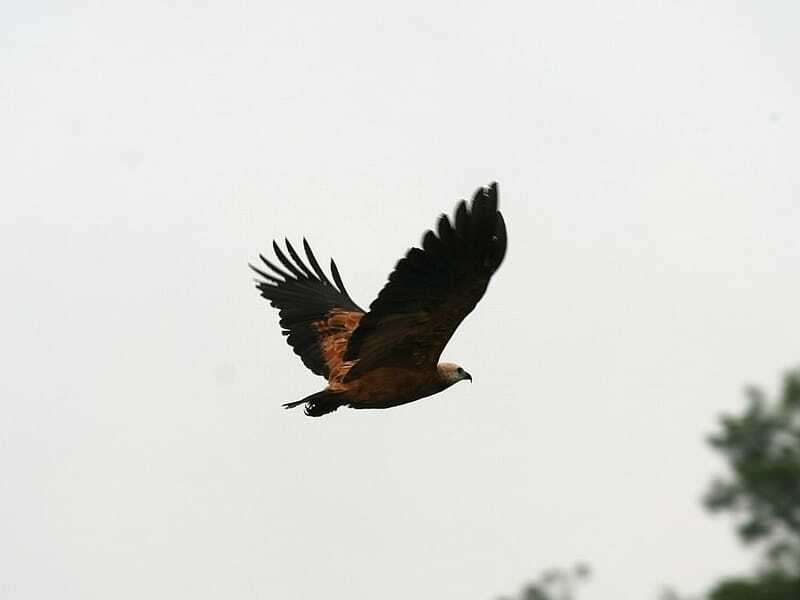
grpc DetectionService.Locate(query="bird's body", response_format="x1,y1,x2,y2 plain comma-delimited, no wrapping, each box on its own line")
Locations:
330,366,448,409
250,183,506,416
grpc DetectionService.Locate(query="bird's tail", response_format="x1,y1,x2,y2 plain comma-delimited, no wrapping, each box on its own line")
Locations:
282,390,346,417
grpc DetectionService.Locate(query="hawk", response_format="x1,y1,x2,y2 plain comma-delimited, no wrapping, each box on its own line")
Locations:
250,183,507,416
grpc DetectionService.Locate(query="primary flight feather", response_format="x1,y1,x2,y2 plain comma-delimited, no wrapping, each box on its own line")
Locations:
250,183,507,416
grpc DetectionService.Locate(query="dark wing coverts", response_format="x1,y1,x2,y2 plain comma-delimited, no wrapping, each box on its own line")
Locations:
250,239,364,378
344,183,507,380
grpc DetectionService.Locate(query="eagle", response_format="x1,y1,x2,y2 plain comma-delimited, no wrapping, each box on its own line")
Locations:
250,183,507,416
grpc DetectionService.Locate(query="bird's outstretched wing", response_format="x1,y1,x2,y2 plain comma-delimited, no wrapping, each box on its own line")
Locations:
343,183,507,381
250,239,364,379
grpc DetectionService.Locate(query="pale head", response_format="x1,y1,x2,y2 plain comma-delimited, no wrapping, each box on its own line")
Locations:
437,362,473,386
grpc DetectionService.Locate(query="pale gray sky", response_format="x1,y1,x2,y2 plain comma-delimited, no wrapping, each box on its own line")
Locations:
2,2,799,599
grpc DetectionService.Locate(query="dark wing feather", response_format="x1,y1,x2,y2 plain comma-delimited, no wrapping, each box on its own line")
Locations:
343,183,507,380
250,239,364,378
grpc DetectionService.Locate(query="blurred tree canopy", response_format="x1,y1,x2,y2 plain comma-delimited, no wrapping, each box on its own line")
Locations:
497,564,590,600
497,369,800,600
706,571,800,600
702,369,800,599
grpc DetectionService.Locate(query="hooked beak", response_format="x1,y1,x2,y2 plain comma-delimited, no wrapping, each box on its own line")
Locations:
465,371,472,383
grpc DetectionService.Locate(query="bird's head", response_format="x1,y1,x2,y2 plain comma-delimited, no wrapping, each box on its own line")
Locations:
438,362,473,386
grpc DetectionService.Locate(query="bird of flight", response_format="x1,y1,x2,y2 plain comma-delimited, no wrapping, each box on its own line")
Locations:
250,183,507,416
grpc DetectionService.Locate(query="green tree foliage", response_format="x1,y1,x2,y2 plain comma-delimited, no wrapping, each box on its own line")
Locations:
704,370,800,573
497,564,590,600
701,369,800,599
706,571,800,600
495,370,800,600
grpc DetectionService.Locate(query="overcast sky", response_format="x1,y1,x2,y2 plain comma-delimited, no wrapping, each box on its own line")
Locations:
2,2,799,599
